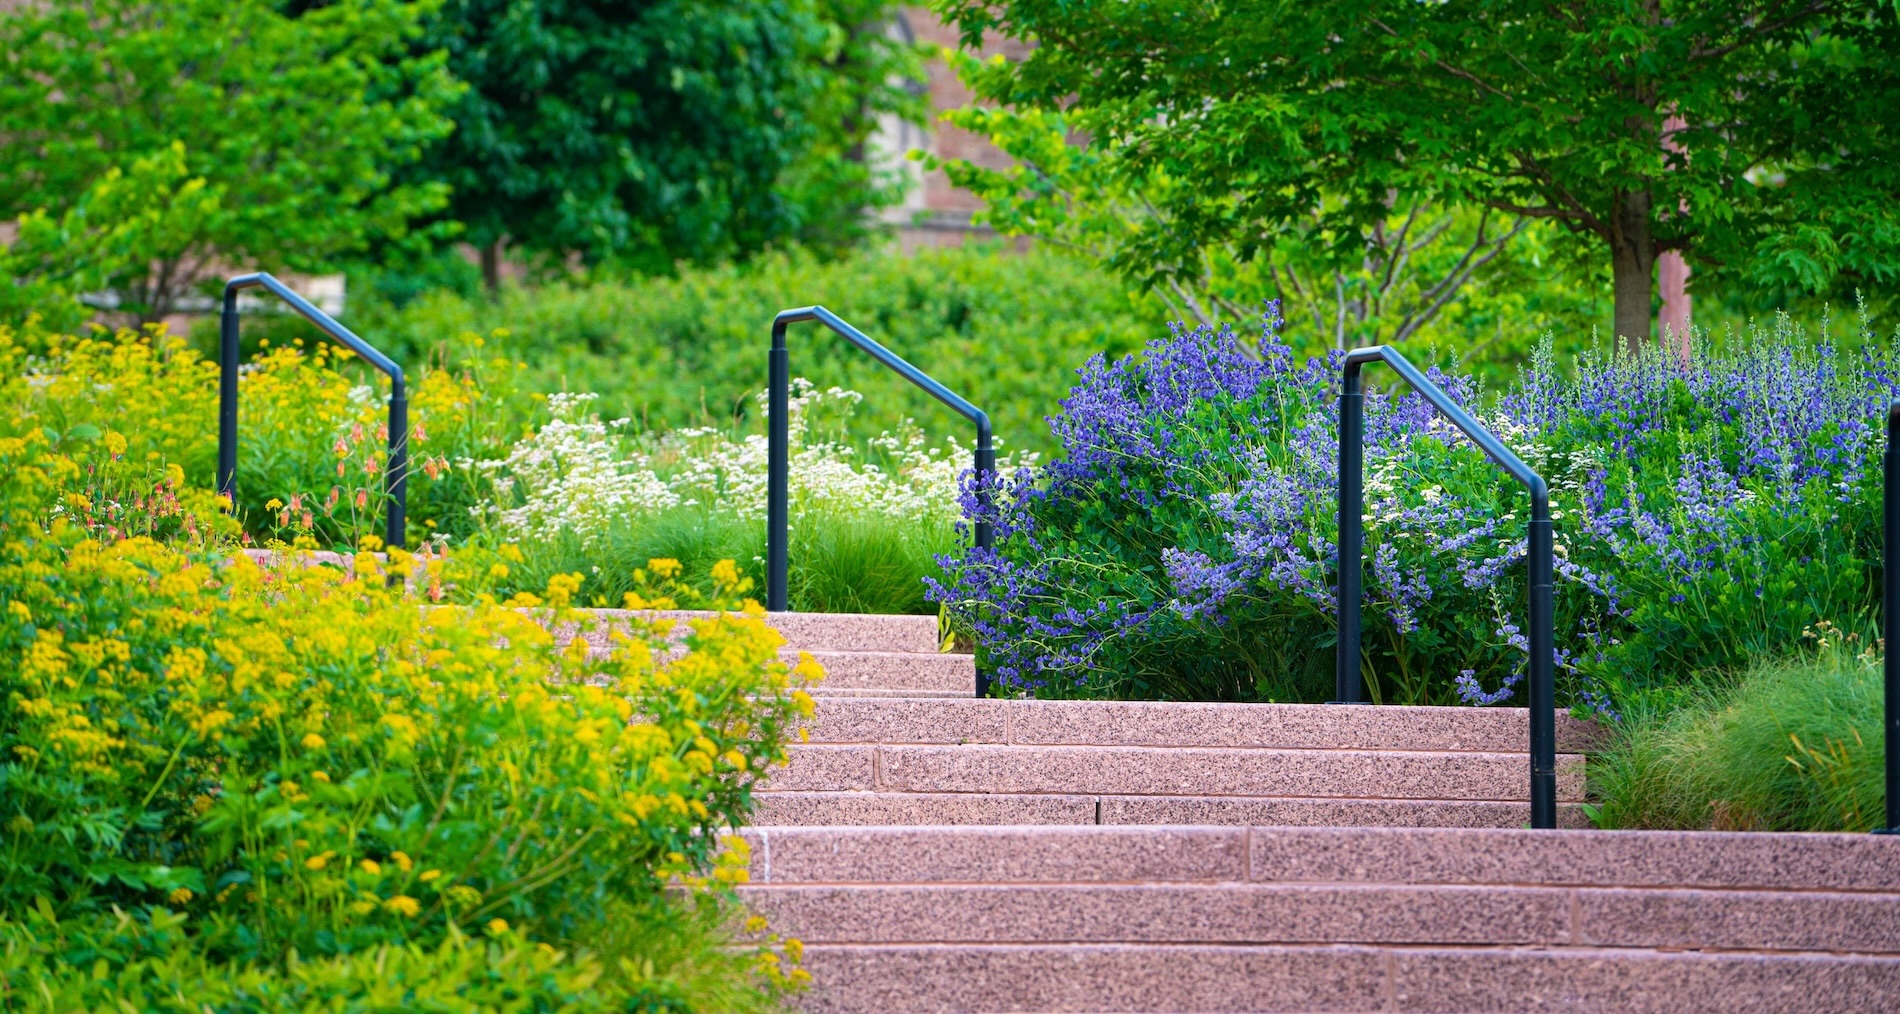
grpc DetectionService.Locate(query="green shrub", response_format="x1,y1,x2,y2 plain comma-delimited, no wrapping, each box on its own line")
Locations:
0,893,786,1011
1590,630,1885,832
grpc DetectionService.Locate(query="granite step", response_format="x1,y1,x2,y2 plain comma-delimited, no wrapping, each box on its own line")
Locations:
781,943,1900,1014
581,647,975,694
745,825,1900,892
751,791,1593,828
552,608,943,654
755,882,1900,953
765,744,1588,802
764,699,1597,827
801,698,1603,752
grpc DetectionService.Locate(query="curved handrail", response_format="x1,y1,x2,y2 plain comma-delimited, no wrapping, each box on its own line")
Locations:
769,306,994,692
219,273,409,548
1339,346,1556,829
1883,403,1899,834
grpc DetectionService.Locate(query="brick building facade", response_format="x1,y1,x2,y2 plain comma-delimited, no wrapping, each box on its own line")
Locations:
870,7,1030,250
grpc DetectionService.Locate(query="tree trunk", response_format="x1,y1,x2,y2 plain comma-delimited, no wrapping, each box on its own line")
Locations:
480,238,504,294
1609,189,1656,355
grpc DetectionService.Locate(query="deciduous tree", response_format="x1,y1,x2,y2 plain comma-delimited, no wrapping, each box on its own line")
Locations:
937,0,1900,346
0,0,459,322
416,0,925,289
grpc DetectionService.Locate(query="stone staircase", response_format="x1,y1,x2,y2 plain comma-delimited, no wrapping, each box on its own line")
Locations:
573,610,1900,1012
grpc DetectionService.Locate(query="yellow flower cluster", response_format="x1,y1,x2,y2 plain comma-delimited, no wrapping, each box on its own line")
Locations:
2,454,815,959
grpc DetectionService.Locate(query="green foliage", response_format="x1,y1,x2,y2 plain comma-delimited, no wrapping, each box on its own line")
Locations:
0,145,220,334
0,893,788,1011
0,0,460,320
415,0,925,279
1590,631,1885,832
934,0,1900,341
351,244,1160,455
931,72,1610,369
463,506,952,614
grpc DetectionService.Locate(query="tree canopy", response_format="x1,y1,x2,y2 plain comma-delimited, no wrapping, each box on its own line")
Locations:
0,0,459,321
936,0,1900,345
416,0,923,286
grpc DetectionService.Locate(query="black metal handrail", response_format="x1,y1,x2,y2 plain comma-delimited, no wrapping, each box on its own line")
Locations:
219,273,409,549
768,306,994,691
1339,346,1556,829
1882,403,1899,834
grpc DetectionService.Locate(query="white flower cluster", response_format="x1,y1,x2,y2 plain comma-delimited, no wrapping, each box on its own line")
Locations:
471,381,1028,545
467,392,679,543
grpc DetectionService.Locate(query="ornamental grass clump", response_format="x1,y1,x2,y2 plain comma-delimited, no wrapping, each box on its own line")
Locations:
0,368,814,1005
1590,625,1886,832
932,305,1893,711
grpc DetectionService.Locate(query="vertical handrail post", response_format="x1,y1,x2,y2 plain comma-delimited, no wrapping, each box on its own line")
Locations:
1882,404,1900,834
1528,492,1557,829
385,381,409,550
1336,360,1365,704
974,430,995,555
1337,345,1556,828
768,321,792,612
217,288,241,504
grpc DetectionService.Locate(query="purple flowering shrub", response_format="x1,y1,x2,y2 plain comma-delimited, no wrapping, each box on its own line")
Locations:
931,308,1894,711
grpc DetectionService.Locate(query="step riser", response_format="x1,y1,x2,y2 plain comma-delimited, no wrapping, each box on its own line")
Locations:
745,883,1900,954
753,792,1594,829
771,745,1588,801
788,944,1900,1014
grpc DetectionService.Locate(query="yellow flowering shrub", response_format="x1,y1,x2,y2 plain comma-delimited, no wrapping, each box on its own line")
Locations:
8,324,520,547
0,364,811,1006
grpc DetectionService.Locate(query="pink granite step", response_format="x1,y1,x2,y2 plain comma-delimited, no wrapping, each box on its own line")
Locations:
803,697,1602,751
753,882,1900,953
745,826,1900,892
785,943,1900,1014
795,651,973,695
766,700,1597,828
752,791,1592,828
767,744,1588,801
579,647,973,696
553,608,943,653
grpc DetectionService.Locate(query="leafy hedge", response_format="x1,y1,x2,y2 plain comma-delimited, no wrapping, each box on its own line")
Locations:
340,244,1161,456
933,307,1892,711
